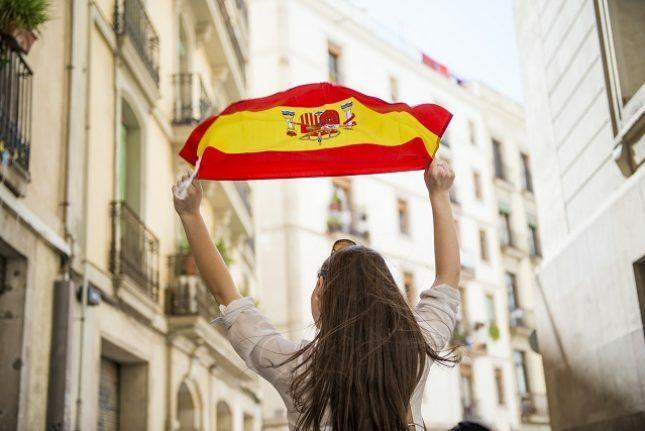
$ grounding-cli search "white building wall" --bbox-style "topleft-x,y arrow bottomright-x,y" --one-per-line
249,0 -> 547,430
514,0 -> 645,430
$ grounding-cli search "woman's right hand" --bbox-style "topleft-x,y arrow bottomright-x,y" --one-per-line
172,174 -> 203,217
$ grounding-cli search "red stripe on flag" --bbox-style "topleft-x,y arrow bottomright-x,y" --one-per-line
195,138 -> 434,180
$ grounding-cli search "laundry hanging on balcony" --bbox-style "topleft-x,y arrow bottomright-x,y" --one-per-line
179,82 -> 452,180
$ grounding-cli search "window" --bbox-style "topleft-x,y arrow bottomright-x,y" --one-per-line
528,224 -> 541,257
595,0 -> 645,130
459,364 -> 475,413
403,271 -> 415,304
520,153 -> 533,193
389,75 -> 399,102
217,401 -> 233,431
99,352 -> 148,430
397,198 -> 410,235
119,100 -> 143,214
329,178 -> 353,233
633,256 -> 645,333
513,350 -> 530,395
244,413 -> 254,431
328,44 -> 341,83
492,139 -> 505,180
479,229 -> 489,262
494,368 -> 506,405
99,358 -> 120,431
473,171 -> 483,200
498,210 -> 513,248
485,293 -> 496,325
505,272 -> 519,311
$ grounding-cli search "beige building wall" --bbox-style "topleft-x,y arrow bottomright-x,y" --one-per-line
514,0 -> 645,430
1,0 -> 259,430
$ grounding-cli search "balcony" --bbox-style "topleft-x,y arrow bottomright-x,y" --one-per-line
520,392 -> 549,424
115,0 -> 160,85
110,201 -> 160,301
0,36 -> 32,180
166,254 -> 220,321
172,73 -> 213,125
499,229 -> 526,259
452,320 -> 488,356
509,308 -> 535,337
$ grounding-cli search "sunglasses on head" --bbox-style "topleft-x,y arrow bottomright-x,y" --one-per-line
331,238 -> 357,254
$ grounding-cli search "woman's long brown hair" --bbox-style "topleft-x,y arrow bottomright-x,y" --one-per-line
285,246 -> 458,430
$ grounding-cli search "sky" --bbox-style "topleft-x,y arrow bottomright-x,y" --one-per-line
350,0 -> 525,103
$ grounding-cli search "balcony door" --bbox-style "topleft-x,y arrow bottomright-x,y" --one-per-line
118,99 -> 142,215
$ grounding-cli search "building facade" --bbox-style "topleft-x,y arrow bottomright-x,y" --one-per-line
0,0 -> 260,430
247,0 -> 548,430
514,0 -> 645,430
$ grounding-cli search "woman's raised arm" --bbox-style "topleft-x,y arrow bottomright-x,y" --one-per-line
424,160 -> 460,288
172,175 -> 242,305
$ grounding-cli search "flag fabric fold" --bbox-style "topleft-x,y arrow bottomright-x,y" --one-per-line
179,82 -> 452,180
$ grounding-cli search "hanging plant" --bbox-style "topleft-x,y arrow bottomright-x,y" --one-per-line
488,322 -> 501,341
0,0 -> 51,53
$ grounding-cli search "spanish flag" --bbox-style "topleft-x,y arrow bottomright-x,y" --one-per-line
179,83 -> 452,180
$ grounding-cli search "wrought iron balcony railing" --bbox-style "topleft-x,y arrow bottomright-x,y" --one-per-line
166,254 -> 220,320
509,308 -> 535,332
110,201 -> 160,300
0,36 -> 32,173
520,392 -> 549,423
172,73 -> 213,125
115,0 -> 160,84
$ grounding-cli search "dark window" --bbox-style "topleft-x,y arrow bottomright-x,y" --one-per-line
0,255 -> 6,294
528,224 -> 541,257
505,272 -> 519,311
328,45 -> 341,83
492,139 -> 505,180
459,364 -> 475,413
494,368 -> 506,405
479,229 -> 489,262
513,350 -> 530,394
397,198 -> 410,235
633,256 -> 645,335
473,171 -> 483,200
520,153 -> 533,192
498,210 -> 513,247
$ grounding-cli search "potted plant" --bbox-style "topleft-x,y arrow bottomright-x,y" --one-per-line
0,0 -> 51,54
177,236 -> 197,275
488,322 -> 501,341
327,215 -> 343,233
329,190 -> 342,211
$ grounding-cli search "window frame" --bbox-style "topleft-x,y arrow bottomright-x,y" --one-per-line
327,44 -> 341,84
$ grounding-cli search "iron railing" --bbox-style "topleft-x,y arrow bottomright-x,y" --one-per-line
509,308 -> 535,330
115,0 -> 160,84
216,0 -> 246,74
110,201 -> 160,300
520,392 -> 549,422
233,181 -> 252,215
166,254 -> 220,320
172,73 -> 213,124
0,36 -> 32,173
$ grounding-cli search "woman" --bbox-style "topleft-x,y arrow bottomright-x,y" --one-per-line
172,160 -> 461,430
